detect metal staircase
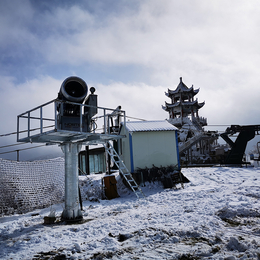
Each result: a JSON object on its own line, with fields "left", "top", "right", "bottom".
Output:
{"left": 192, "top": 116, "right": 203, "bottom": 131}
{"left": 179, "top": 132, "right": 205, "bottom": 154}
{"left": 103, "top": 142, "right": 146, "bottom": 199}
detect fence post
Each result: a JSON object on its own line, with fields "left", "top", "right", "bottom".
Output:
{"left": 40, "top": 107, "right": 43, "bottom": 134}
{"left": 28, "top": 112, "right": 30, "bottom": 138}
{"left": 16, "top": 150, "right": 19, "bottom": 162}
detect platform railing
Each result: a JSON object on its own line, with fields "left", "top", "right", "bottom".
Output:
{"left": 17, "top": 99, "right": 126, "bottom": 142}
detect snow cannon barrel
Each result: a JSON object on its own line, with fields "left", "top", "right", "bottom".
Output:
{"left": 57, "top": 76, "right": 88, "bottom": 117}
{"left": 58, "top": 76, "right": 88, "bottom": 104}
{"left": 57, "top": 76, "right": 97, "bottom": 132}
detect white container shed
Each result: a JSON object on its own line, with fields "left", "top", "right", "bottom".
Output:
{"left": 119, "top": 120, "right": 180, "bottom": 173}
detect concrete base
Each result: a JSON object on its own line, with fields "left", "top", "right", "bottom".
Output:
{"left": 61, "top": 209, "right": 83, "bottom": 223}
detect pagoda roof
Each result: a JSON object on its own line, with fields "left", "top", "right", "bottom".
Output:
{"left": 166, "top": 77, "right": 199, "bottom": 97}
{"left": 162, "top": 100, "right": 205, "bottom": 111}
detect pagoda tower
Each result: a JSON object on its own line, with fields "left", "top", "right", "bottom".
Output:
{"left": 162, "top": 77, "right": 207, "bottom": 128}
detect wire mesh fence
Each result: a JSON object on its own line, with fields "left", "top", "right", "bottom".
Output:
{"left": 0, "top": 157, "right": 65, "bottom": 216}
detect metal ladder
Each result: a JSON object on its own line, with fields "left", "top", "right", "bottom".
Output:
{"left": 103, "top": 141, "right": 146, "bottom": 199}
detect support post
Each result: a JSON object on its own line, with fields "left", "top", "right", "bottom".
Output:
{"left": 61, "top": 142, "right": 83, "bottom": 222}
{"left": 85, "top": 146, "right": 90, "bottom": 175}
{"left": 16, "top": 150, "right": 19, "bottom": 162}
{"left": 106, "top": 142, "right": 111, "bottom": 175}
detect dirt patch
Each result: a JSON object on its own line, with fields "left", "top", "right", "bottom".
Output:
{"left": 216, "top": 207, "right": 260, "bottom": 227}
{"left": 33, "top": 250, "right": 66, "bottom": 260}
{"left": 178, "top": 254, "right": 200, "bottom": 260}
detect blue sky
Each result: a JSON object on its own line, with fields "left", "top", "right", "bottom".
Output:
{"left": 1, "top": 0, "right": 260, "bottom": 160}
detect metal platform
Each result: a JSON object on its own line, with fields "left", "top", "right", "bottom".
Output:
{"left": 18, "top": 128, "right": 124, "bottom": 145}
{"left": 17, "top": 99, "right": 125, "bottom": 145}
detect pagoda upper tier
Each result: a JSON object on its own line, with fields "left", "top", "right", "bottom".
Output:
{"left": 162, "top": 77, "right": 206, "bottom": 124}
{"left": 166, "top": 77, "right": 199, "bottom": 102}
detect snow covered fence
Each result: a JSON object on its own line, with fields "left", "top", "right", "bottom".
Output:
{"left": 0, "top": 157, "right": 65, "bottom": 216}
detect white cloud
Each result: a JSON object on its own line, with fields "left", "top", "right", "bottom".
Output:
{"left": 96, "top": 82, "right": 167, "bottom": 121}
{"left": 35, "top": 0, "right": 260, "bottom": 70}
{"left": 0, "top": 76, "right": 60, "bottom": 133}
{"left": 0, "top": 75, "right": 63, "bottom": 160}
{"left": 1, "top": 0, "right": 260, "bottom": 159}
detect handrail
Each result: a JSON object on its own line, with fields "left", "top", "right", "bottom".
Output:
{"left": 17, "top": 99, "right": 126, "bottom": 141}
{"left": 17, "top": 99, "right": 56, "bottom": 117}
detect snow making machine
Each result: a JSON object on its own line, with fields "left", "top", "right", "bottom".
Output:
{"left": 17, "top": 76, "right": 127, "bottom": 222}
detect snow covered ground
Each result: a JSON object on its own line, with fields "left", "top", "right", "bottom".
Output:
{"left": 1, "top": 166, "right": 260, "bottom": 259}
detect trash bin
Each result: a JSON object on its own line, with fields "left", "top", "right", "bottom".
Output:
{"left": 102, "top": 175, "right": 119, "bottom": 199}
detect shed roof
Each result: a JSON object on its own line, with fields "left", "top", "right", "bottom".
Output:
{"left": 123, "top": 120, "right": 178, "bottom": 132}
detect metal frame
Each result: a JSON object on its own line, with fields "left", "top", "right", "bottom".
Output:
{"left": 220, "top": 124, "right": 260, "bottom": 165}
{"left": 17, "top": 99, "right": 126, "bottom": 145}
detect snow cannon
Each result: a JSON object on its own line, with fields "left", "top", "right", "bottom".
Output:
{"left": 57, "top": 76, "right": 97, "bottom": 132}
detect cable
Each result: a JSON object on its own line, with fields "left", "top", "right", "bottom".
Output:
{"left": 0, "top": 125, "right": 55, "bottom": 137}
{"left": 0, "top": 115, "right": 249, "bottom": 156}
{"left": 0, "top": 144, "right": 46, "bottom": 155}
{"left": 206, "top": 125, "right": 230, "bottom": 127}
{"left": 0, "top": 121, "right": 245, "bottom": 138}
{"left": 125, "top": 116, "right": 147, "bottom": 121}
{"left": 0, "top": 142, "right": 27, "bottom": 149}
{"left": 0, "top": 131, "right": 17, "bottom": 137}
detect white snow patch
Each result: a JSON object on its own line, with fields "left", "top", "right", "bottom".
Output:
{"left": 1, "top": 167, "right": 260, "bottom": 259}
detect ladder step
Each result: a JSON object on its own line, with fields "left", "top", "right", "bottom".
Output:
{"left": 126, "top": 179, "right": 135, "bottom": 183}
{"left": 103, "top": 141, "right": 146, "bottom": 199}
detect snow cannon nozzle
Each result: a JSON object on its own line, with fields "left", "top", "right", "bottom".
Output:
{"left": 58, "top": 76, "right": 88, "bottom": 103}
